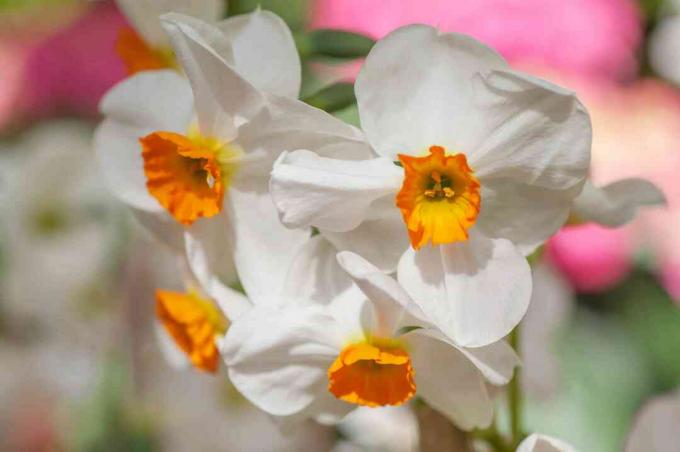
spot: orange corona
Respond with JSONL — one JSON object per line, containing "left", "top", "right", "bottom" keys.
{"left": 328, "top": 338, "right": 415, "bottom": 407}
{"left": 116, "top": 26, "right": 175, "bottom": 75}
{"left": 156, "top": 289, "right": 228, "bottom": 373}
{"left": 396, "top": 146, "right": 481, "bottom": 249}
{"left": 140, "top": 131, "right": 234, "bottom": 226}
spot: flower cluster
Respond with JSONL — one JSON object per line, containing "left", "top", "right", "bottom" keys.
{"left": 95, "top": 0, "right": 665, "bottom": 444}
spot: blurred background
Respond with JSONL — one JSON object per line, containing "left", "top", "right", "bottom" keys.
{"left": 0, "top": 0, "right": 678, "bottom": 451}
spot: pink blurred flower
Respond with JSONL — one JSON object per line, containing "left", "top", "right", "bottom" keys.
{"left": 547, "top": 80, "right": 680, "bottom": 300}
{"left": 546, "top": 224, "right": 633, "bottom": 293}
{"left": 311, "top": 0, "right": 642, "bottom": 81}
{"left": 19, "top": 1, "right": 127, "bottom": 119}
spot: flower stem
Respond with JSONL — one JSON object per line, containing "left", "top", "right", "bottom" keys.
{"left": 508, "top": 325, "right": 523, "bottom": 448}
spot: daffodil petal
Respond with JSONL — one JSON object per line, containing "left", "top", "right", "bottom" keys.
{"left": 215, "top": 10, "right": 301, "bottom": 98}
{"left": 222, "top": 305, "right": 342, "bottom": 417}
{"left": 572, "top": 179, "right": 666, "bottom": 227}
{"left": 477, "top": 179, "right": 578, "bottom": 255}
{"left": 162, "top": 13, "right": 264, "bottom": 139}
{"left": 397, "top": 230, "right": 531, "bottom": 348}
{"left": 336, "top": 251, "right": 429, "bottom": 336}
{"left": 228, "top": 180, "right": 310, "bottom": 306}
{"left": 469, "top": 70, "right": 591, "bottom": 191}
{"left": 407, "top": 330, "right": 494, "bottom": 430}
{"left": 270, "top": 151, "right": 402, "bottom": 231}
{"left": 355, "top": 24, "right": 507, "bottom": 160}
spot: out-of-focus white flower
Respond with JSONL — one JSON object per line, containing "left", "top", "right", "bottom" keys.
{"left": 114, "top": 0, "right": 225, "bottom": 74}
{"left": 517, "top": 433, "right": 577, "bottom": 452}
{"left": 1, "top": 121, "right": 114, "bottom": 324}
{"left": 271, "top": 25, "right": 592, "bottom": 347}
{"left": 625, "top": 389, "right": 680, "bottom": 452}
{"left": 570, "top": 179, "right": 665, "bottom": 227}
{"left": 649, "top": 16, "right": 680, "bottom": 87}
{"left": 95, "top": 11, "right": 369, "bottom": 323}
{"left": 222, "top": 238, "right": 518, "bottom": 430}
{"left": 521, "top": 262, "right": 574, "bottom": 399}
{"left": 335, "top": 406, "right": 419, "bottom": 452}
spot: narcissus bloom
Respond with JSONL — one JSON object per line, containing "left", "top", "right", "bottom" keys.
{"left": 96, "top": 11, "right": 368, "bottom": 305}
{"left": 271, "top": 25, "right": 592, "bottom": 347}
{"left": 114, "top": 0, "right": 224, "bottom": 74}
{"left": 222, "top": 239, "right": 518, "bottom": 429}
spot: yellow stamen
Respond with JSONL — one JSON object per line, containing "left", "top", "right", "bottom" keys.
{"left": 396, "top": 145, "right": 481, "bottom": 249}
{"left": 156, "top": 289, "right": 228, "bottom": 373}
{"left": 327, "top": 337, "right": 415, "bottom": 407}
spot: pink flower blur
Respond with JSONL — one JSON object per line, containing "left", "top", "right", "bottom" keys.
{"left": 546, "top": 224, "right": 633, "bottom": 293}
{"left": 311, "top": 0, "right": 642, "bottom": 81}
{"left": 20, "top": 1, "right": 127, "bottom": 118}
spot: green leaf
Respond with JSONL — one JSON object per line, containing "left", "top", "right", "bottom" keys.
{"left": 296, "top": 29, "right": 375, "bottom": 59}
{"left": 302, "top": 82, "right": 356, "bottom": 113}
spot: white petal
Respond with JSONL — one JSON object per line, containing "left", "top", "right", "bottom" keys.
{"left": 469, "top": 70, "right": 591, "bottom": 191}
{"left": 398, "top": 230, "right": 531, "bottom": 348}
{"left": 116, "top": 0, "right": 224, "bottom": 47}
{"left": 228, "top": 178, "right": 310, "bottom": 306}
{"left": 221, "top": 305, "right": 341, "bottom": 417}
{"left": 336, "top": 251, "right": 429, "bottom": 336}
{"left": 235, "top": 94, "right": 371, "bottom": 178}
{"left": 282, "top": 235, "right": 353, "bottom": 306}
{"left": 407, "top": 330, "right": 494, "bottom": 430}
{"left": 477, "top": 180, "right": 578, "bottom": 255}
{"left": 414, "top": 329, "right": 518, "bottom": 386}
{"left": 321, "top": 196, "right": 408, "bottom": 272}
{"left": 270, "top": 151, "right": 402, "bottom": 231}
{"left": 95, "top": 71, "right": 193, "bottom": 211}
{"left": 518, "top": 434, "right": 578, "bottom": 452}
{"left": 572, "top": 179, "right": 666, "bottom": 227}
{"left": 131, "top": 208, "right": 184, "bottom": 252}
{"left": 161, "top": 14, "right": 264, "bottom": 139}
{"left": 355, "top": 25, "right": 507, "bottom": 160}
{"left": 184, "top": 215, "right": 251, "bottom": 321}
{"left": 215, "top": 10, "right": 301, "bottom": 98}
{"left": 521, "top": 262, "right": 574, "bottom": 398}
{"left": 625, "top": 390, "right": 680, "bottom": 452}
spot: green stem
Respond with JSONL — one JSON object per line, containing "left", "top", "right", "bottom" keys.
{"left": 508, "top": 325, "right": 523, "bottom": 448}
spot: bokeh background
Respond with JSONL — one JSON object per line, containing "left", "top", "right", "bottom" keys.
{"left": 0, "top": 0, "right": 678, "bottom": 451}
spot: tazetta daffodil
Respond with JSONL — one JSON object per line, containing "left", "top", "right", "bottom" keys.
{"left": 270, "top": 25, "right": 592, "bottom": 347}
{"left": 95, "top": 11, "right": 370, "bottom": 309}
{"left": 221, "top": 237, "right": 519, "bottom": 430}
{"left": 114, "top": 0, "right": 224, "bottom": 74}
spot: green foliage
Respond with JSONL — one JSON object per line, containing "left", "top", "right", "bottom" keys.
{"left": 302, "top": 83, "right": 356, "bottom": 113}
{"left": 296, "top": 29, "right": 375, "bottom": 59}
{"left": 227, "top": 0, "right": 309, "bottom": 30}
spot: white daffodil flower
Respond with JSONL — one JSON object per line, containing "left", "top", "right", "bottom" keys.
{"left": 114, "top": 0, "right": 225, "bottom": 74}
{"left": 271, "top": 25, "right": 592, "bottom": 347}
{"left": 221, "top": 238, "right": 519, "bottom": 430}
{"left": 95, "top": 11, "right": 370, "bottom": 320}
{"left": 517, "top": 433, "right": 577, "bottom": 452}
{"left": 569, "top": 179, "right": 666, "bottom": 227}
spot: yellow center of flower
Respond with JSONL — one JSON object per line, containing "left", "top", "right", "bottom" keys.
{"left": 396, "top": 145, "right": 481, "bottom": 249}
{"left": 156, "top": 289, "right": 228, "bottom": 373}
{"left": 116, "top": 26, "right": 176, "bottom": 75}
{"left": 140, "top": 129, "right": 239, "bottom": 226}
{"left": 327, "top": 337, "right": 416, "bottom": 407}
